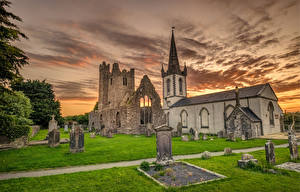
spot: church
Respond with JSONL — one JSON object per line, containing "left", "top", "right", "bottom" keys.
{"left": 162, "top": 29, "right": 283, "bottom": 138}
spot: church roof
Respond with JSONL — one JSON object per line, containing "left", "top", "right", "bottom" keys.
{"left": 171, "top": 83, "right": 270, "bottom": 107}
{"left": 240, "top": 107, "right": 261, "bottom": 122}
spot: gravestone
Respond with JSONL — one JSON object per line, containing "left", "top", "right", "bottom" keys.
{"left": 145, "top": 123, "right": 152, "bottom": 137}
{"left": 70, "top": 125, "right": 84, "bottom": 153}
{"left": 64, "top": 124, "right": 68, "bottom": 132}
{"left": 48, "top": 115, "right": 58, "bottom": 133}
{"left": 154, "top": 124, "right": 174, "bottom": 165}
{"left": 288, "top": 130, "right": 299, "bottom": 160}
{"left": 241, "top": 135, "right": 246, "bottom": 141}
{"left": 224, "top": 148, "right": 232, "bottom": 155}
{"left": 265, "top": 140, "right": 275, "bottom": 164}
{"left": 181, "top": 135, "right": 189, "bottom": 142}
{"left": 227, "top": 132, "right": 236, "bottom": 141}
{"left": 217, "top": 131, "right": 224, "bottom": 138}
{"left": 194, "top": 130, "right": 199, "bottom": 141}
{"left": 177, "top": 122, "right": 183, "bottom": 137}
{"left": 238, "top": 153, "right": 258, "bottom": 168}
{"left": 202, "top": 134, "right": 208, "bottom": 140}
{"left": 48, "top": 115, "right": 60, "bottom": 147}
{"left": 90, "top": 132, "right": 95, "bottom": 138}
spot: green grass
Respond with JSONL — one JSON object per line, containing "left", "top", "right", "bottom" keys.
{"left": 30, "top": 128, "right": 69, "bottom": 141}
{"left": 0, "top": 148, "right": 299, "bottom": 192}
{"left": 0, "top": 133, "right": 287, "bottom": 172}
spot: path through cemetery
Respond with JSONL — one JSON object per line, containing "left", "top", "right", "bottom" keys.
{"left": 0, "top": 142, "right": 298, "bottom": 181}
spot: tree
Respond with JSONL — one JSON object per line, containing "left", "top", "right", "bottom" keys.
{"left": 11, "top": 79, "right": 63, "bottom": 128}
{"left": 93, "top": 101, "right": 98, "bottom": 111}
{"left": 0, "top": 87, "right": 32, "bottom": 141}
{"left": 64, "top": 113, "right": 89, "bottom": 125}
{"left": 0, "top": 0, "right": 28, "bottom": 86}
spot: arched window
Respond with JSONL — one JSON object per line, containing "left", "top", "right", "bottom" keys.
{"left": 268, "top": 102, "right": 274, "bottom": 125}
{"left": 180, "top": 110, "right": 188, "bottom": 128}
{"left": 179, "top": 78, "right": 183, "bottom": 94}
{"left": 140, "top": 95, "right": 152, "bottom": 125}
{"left": 166, "top": 79, "right": 170, "bottom": 95}
{"left": 123, "top": 77, "right": 127, "bottom": 86}
{"left": 200, "top": 108, "right": 209, "bottom": 128}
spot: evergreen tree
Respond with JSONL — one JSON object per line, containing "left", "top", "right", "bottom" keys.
{"left": 0, "top": 0, "right": 28, "bottom": 86}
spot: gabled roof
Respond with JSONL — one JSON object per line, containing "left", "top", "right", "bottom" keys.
{"left": 172, "top": 83, "right": 274, "bottom": 107}
{"left": 240, "top": 107, "right": 261, "bottom": 122}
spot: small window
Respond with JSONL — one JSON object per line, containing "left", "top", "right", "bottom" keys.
{"left": 123, "top": 77, "right": 127, "bottom": 86}
{"left": 166, "top": 79, "right": 170, "bottom": 95}
{"left": 179, "top": 78, "right": 183, "bottom": 94}
{"left": 110, "top": 78, "right": 113, "bottom": 85}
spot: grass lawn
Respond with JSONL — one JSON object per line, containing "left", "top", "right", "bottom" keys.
{"left": 0, "top": 148, "right": 299, "bottom": 192}
{"left": 0, "top": 131, "right": 287, "bottom": 172}
{"left": 30, "top": 128, "right": 69, "bottom": 141}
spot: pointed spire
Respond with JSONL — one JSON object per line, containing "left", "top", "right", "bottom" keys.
{"left": 167, "top": 27, "right": 180, "bottom": 74}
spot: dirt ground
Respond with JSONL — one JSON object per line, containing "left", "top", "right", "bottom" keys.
{"left": 259, "top": 132, "right": 300, "bottom": 140}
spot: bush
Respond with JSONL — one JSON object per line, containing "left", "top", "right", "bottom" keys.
{"left": 154, "top": 163, "right": 163, "bottom": 171}
{"left": 140, "top": 161, "right": 150, "bottom": 171}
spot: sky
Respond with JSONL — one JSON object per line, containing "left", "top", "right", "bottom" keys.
{"left": 9, "top": 0, "right": 300, "bottom": 116}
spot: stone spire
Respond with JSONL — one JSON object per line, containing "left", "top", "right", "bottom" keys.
{"left": 168, "top": 27, "right": 180, "bottom": 73}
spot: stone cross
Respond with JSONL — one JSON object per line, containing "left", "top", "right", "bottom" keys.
{"left": 154, "top": 124, "right": 174, "bottom": 165}
{"left": 48, "top": 115, "right": 57, "bottom": 133}
{"left": 265, "top": 140, "right": 275, "bottom": 164}
{"left": 70, "top": 124, "right": 84, "bottom": 153}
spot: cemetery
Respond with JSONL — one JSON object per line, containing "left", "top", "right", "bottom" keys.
{"left": 0, "top": 0, "right": 300, "bottom": 191}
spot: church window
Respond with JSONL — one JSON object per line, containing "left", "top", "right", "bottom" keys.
{"left": 123, "top": 77, "right": 127, "bottom": 86}
{"left": 140, "top": 95, "right": 152, "bottom": 125}
{"left": 268, "top": 102, "right": 274, "bottom": 125}
{"left": 179, "top": 78, "right": 183, "bottom": 94}
{"left": 167, "top": 79, "right": 170, "bottom": 95}
{"left": 200, "top": 108, "right": 209, "bottom": 128}
{"left": 180, "top": 110, "right": 188, "bottom": 128}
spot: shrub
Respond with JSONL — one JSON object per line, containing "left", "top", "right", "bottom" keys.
{"left": 140, "top": 161, "right": 150, "bottom": 171}
{"left": 154, "top": 163, "right": 163, "bottom": 171}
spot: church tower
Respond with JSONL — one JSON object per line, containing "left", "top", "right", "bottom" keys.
{"left": 162, "top": 27, "right": 187, "bottom": 109}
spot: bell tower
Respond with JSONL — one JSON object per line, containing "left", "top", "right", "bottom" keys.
{"left": 162, "top": 27, "right": 187, "bottom": 109}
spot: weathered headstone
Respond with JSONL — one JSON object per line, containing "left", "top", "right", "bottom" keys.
{"left": 64, "top": 124, "right": 68, "bottom": 132}
{"left": 48, "top": 129, "right": 60, "bottom": 147}
{"left": 181, "top": 135, "right": 189, "bottom": 142}
{"left": 202, "top": 151, "right": 211, "bottom": 159}
{"left": 194, "top": 130, "right": 199, "bottom": 141}
{"left": 224, "top": 148, "right": 232, "bottom": 155}
{"left": 48, "top": 115, "right": 58, "bottom": 133}
{"left": 238, "top": 153, "right": 258, "bottom": 168}
{"left": 202, "top": 134, "right": 208, "bottom": 141}
{"left": 145, "top": 123, "right": 152, "bottom": 137}
{"left": 70, "top": 125, "right": 84, "bottom": 153}
{"left": 177, "top": 122, "right": 183, "bottom": 137}
{"left": 48, "top": 115, "right": 60, "bottom": 147}
{"left": 217, "top": 131, "right": 224, "bottom": 138}
{"left": 154, "top": 124, "right": 174, "bottom": 165}
{"left": 288, "top": 130, "right": 299, "bottom": 160}
{"left": 241, "top": 135, "right": 246, "bottom": 141}
{"left": 227, "top": 132, "right": 236, "bottom": 141}
{"left": 265, "top": 140, "right": 275, "bottom": 164}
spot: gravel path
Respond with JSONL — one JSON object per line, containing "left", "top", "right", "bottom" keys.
{"left": 0, "top": 142, "right": 296, "bottom": 181}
